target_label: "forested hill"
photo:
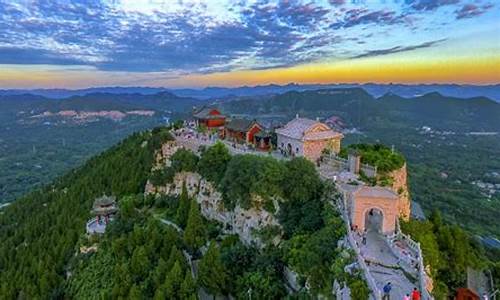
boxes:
[0,91,201,113]
[0,128,172,297]
[221,88,500,131]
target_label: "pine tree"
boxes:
[198,242,228,296]
[176,181,191,228]
[166,245,188,271]
[153,258,168,288]
[128,284,142,300]
[180,271,197,299]
[165,260,184,299]
[130,246,150,280]
[183,199,206,253]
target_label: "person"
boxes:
[483,293,489,300]
[403,294,411,300]
[382,282,392,300]
[411,287,421,300]
[362,234,367,245]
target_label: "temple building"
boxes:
[347,186,399,234]
[193,107,226,129]
[254,130,272,151]
[275,116,343,161]
[86,195,118,235]
[224,118,263,144]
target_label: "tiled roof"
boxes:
[93,195,116,207]
[275,117,342,141]
[352,186,398,200]
[193,107,225,119]
[226,118,259,132]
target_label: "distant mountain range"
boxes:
[0,91,201,115]
[1,83,500,102]
[220,88,500,132]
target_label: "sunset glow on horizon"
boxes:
[0,0,499,89]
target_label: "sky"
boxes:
[0,0,499,89]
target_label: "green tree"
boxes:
[180,271,197,299]
[176,181,191,228]
[152,258,169,288]
[171,148,199,173]
[165,260,184,299]
[349,277,370,300]
[130,246,151,280]
[166,245,187,272]
[236,271,285,299]
[128,284,143,300]
[184,199,206,253]
[198,242,229,296]
[198,142,231,186]
[282,157,323,202]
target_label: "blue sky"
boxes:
[0,0,498,88]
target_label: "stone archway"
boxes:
[350,186,399,235]
[364,207,384,233]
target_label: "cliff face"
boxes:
[388,163,411,221]
[145,141,280,246]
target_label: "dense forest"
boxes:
[0,125,498,298]
[0,128,366,298]
[0,127,171,297]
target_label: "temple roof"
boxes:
[193,107,225,119]
[226,118,260,132]
[276,117,342,141]
[352,186,398,200]
[93,195,116,207]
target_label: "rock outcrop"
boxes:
[146,141,280,246]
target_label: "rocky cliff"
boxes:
[145,141,281,246]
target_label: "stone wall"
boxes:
[388,164,411,221]
[277,134,303,157]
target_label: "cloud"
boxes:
[329,0,346,6]
[351,39,446,59]
[0,47,88,65]
[330,8,405,29]
[406,0,460,11]
[0,0,496,76]
[455,3,494,19]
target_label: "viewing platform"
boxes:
[86,195,118,235]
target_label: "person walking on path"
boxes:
[382,282,392,300]
[403,294,411,300]
[411,287,421,300]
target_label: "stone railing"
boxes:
[337,203,382,300]
[390,226,434,300]
[360,164,377,178]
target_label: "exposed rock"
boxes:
[146,168,281,246]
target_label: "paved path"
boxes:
[359,217,418,299]
[156,216,183,233]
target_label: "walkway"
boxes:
[155,215,183,233]
[360,229,418,299]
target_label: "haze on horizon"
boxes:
[0,0,499,89]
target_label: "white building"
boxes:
[275,116,343,161]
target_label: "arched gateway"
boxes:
[348,186,399,234]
